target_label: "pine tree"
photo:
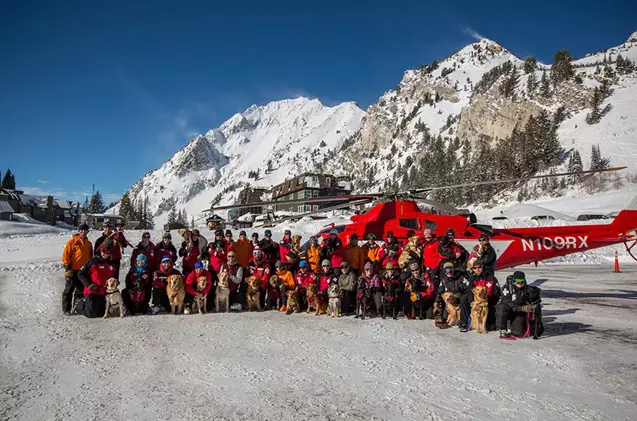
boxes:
[499,66,519,99]
[526,70,538,95]
[182,209,188,226]
[88,191,105,213]
[177,209,184,225]
[119,191,133,220]
[190,216,195,229]
[551,50,574,83]
[523,57,537,74]
[590,145,601,170]
[585,87,602,124]
[540,70,551,98]
[143,196,154,229]
[1,169,16,190]
[167,202,177,224]
[568,150,583,183]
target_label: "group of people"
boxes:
[61,222,543,339]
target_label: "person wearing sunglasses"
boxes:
[359,261,382,317]
[460,261,501,332]
[403,262,436,320]
[476,234,497,277]
[61,222,93,315]
[320,229,345,276]
[78,241,118,318]
[305,236,322,273]
[434,261,472,328]
[131,231,157,272]
[338,261,358,315]
[422,228,442,289]
[496,271,544,339]
[258,230,280,266]
[206,229,231,273]
[231,230,253,269]
[438,228,468,271]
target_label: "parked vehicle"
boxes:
[491,216,508,221]
[576,214,609,221]
[531,215,555,221]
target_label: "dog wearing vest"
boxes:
[104,278,125,318]
[166,274,186,314]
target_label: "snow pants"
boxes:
[150,286,171,312]
[341,289,356,314]
[84,294,106,318]
[121,288,150,315]
[404,298,435,319]
[62,271,84,313]
[461,293,498,329]
[371,291,382,313]
[495,301,542,336]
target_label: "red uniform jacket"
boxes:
[295,270,316,294]
[155,242,177,268]
[131,242,157,271]
[318,270,338,292]
[219,263,243,293]
[185,269,213,296]
[110,231,129,261]
[208,242,231,273]
[379,243,401,269]
[125,268,152,303]
[420,272,435,301]
[248,258,272,290]
[78,257,117,295]
[152,267,182,289]
[279,237,293,262]
[422,238,442,269]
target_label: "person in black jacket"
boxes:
[459,261,501,331]
[496,271,544,339]
[258,229,280,266]
[476,234,497,277]
[434,262,472,326]
[438,229,468,270]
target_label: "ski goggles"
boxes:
[513,278,526,285]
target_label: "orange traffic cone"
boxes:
[614,250,621,273]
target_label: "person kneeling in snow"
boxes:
[184,261,213,314]
[78,241,118,318]
[122,254,153,315]
[496,271,544,339]
[150,257,182,314]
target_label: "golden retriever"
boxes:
[166,274,186,314]
[306,283,327,315]
[194,276,208,314]
[467,244,488,272]
[215,271,230,313]
[104,278,125,318]
[285,290,300,315]
[470,286,489,334]
[246,276,262,311]
[441,292,461,326]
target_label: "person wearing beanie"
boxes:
[122,254,153,315]
[155,232,177,269]
[379,231,402,273]
[274,260,295,312]
[219,251,245,311]
[150,256,182,314]
[77,241,117,318]
[403,262,435,320]
[306,236,322,273]
[359,261,382,316]
[231,230,254,269]
[258,229,279,266]
[61,223,93,315]
[495,271,544,339]
[362,233,381,271]
[250,232,259,247]
[461,260,501,331]
[434,261,472,328]
[205,229,232,274]
[422,228,442,287]
[184,260,213,314]
[317,259,339,310]
[248,246,272,309]
[338,261,357,315]
[438,229,468,270]
[295,260,317,310]
[379,262,403,319]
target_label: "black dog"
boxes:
[382,279,401,320]
[355,277,370,320]
[122,279,149,316]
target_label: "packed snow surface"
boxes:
[1,224,637,420]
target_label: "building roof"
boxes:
[19,194,48,208]
[0,201,14,213]
[54,200,73,209]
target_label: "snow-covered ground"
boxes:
[1,226,636,420]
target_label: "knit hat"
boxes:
[409,262,419,271]
[329,229,338,235]
[284,229,291,235]
[194,261,203,269]
[364,262,373,271]
[385,263,394,270]
[78,223,89,231]
[443,262,455,270]
[322,259,332,267]
[299,260,308,268]
[512,270,526,281]
[239,230,247,236]
[162,232,172,240]
[136,254,147,263]
[161,256,171,264]
[275,260,283,268]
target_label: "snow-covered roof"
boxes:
[501,203,574,220]
[54,200,72,209]
[19,194,48,208]
[0,201,14,213]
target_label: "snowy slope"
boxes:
[118,98,364,225]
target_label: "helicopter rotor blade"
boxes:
[409,166,627,195]
[408,195,461,214]
[263,198,374,226]
[202,193,381,213]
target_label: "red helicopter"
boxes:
[205,167,637,270]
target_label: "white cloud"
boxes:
[37,180,50,184]
[19,186,68,197]
[463,27,484,41]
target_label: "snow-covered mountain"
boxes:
[115,31,637,224]
[118,98,364,224]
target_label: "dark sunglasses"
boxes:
[143,236,150,239]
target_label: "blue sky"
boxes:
[1,0,635,204]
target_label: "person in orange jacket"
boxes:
[344,233,366,275]
[363,233,381,270]
[231,230,254,269]
[305,236,322,274]
[61,222,93,315]
[274,260,296,312]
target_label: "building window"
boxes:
[297,191,304,199]
[312,190,319,198]
[424,220,437,231]
[298,205,304,213]
[325,177,331,187]
[312,205,319,211]
[304,190,311,199]
[399,218,419,230]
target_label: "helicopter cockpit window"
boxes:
[399,219,419,230]
[424,220,437,231]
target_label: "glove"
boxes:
[520,304,532,313]
[64,270,73,279]
[88,284,99,292]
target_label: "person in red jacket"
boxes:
[207,229,231,273]
[247,247,272,309]
[438,228,468,270]
[184,261,213,314]
[151,256,182,314]
[403,263,435,320]
[279,229,293,262]
[219,251,245,311]
[459,261,501,331]
[320,229,345,275]
[294,260,316,310]
[130,232,157,272]
[122,254,153,315]
[422,228,442,288]
[179,233,202,277]
[155,232,178,268]
[379,231,401,270]
[78,241,118,318]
